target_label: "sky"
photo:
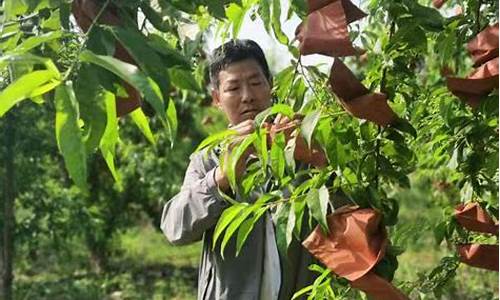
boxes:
[204,0,346,73]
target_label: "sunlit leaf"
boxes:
[0,70,56,117]
[129,108,156,145]
[306,185,329,233]
[236,206,267,256]
[300,109,321,148]
[55,82,88,192]
[100,91,122,188]
[213,203,247,249]
[79,50,168,128]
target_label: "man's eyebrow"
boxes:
[225,79,240,85]
[247,73,262,80]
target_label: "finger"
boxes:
[274,114,282,125]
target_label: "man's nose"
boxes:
[241,84,255,103]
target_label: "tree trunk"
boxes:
[85,156,109,273]
[1,111,16,300]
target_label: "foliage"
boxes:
[0,0,498,299]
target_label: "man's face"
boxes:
[212,59,272,125]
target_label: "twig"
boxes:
[283,56,301,104]
[62,0,112,81]
[298,59,323,103]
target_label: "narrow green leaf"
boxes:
[110,26,170,90]
[130,108,156,145]
[226,3,247,38]
[390,118,417,138]
[147,34,191,68]
[28,80,61,98]
[306,185,330,233]
[300,109,321,148]
[286,199,296,247]
[168,67,201,91]
[227,133,257,191]
[221,204,256,258]
[100,91,121,188]
[14,31,63,52]
[55,82,88,192]
[258,0,272,33]
[196,129,238,152]
[236,206,267,256]
[253,129,268,174]
[275,202,291,257]
[0,70,55,117]
[4,0,27,20]
[292,285,313,300]
[79,50,168,128]
[166,98,178,147]
[140,3,170,32]
[293,197,307,238]
[0,53,60,78]
[254,103,294,126]
[271,0,289,45]
[270,131,286,179]
[213,203,247,249]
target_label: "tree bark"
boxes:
[1,111,16,300]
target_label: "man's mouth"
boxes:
[241,108,259,115]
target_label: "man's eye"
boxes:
[227,86,239,91]
[250,81,261,86]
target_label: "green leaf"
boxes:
[4,0,27,20]
[100,91,122,188]
[253,129,268,174]
[213,203,247,249]
[226,3,247,38]
[0,70,56,117]
[54,82,88,192]
[286,199,296,247]
[80,50,170,128]
[293,196,307,238]
[275,202,291,257]
[166,98,178,146]
[147,34,191,68]
[168,67,200,91]
[227,133,257,191]
[270,132,286,179]
[196,129,238,152]
[14,31,63,53]
[271,0,289,45]
[390,118,417,138]
[258,0,272,32]
[140,3,170,32]
[109,26,170,94]
[129,108,156,145]
[236,206,267,256]
[300,109,321,148]
[28,80,61,98]
[292,285,313,300]
[306,186,330,233]
[0,54,59,78]
[221,204,256,258]
[254,103,294,127]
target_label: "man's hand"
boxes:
[271,114,328,168]
[215,120,256,192]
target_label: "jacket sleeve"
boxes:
[160,151,228,245]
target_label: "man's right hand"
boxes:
[214,120,257,192]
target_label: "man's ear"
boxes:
[211,88,221,108]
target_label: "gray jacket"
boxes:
[160,149,316,300]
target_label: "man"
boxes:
[160,39,326,300]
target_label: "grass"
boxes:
[117,224,202,269]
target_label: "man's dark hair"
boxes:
[209,39,272,89]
